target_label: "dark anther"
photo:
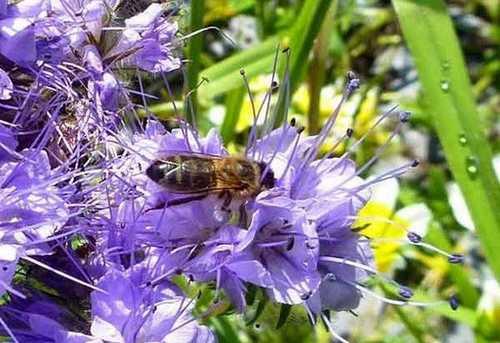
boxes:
[348,310,359,317]
[2,266,8,271]
[346,71,357,81]
[411,159,420,167]
[399,111,411,123]
[271,81,279,89]
[239,69,245,75]
[398,286,413,299]
[290,118,296,127]
[346,128,354,137]
[300,291,313,300]
[201,76,210,83]
[347,79,360,92]
[282,47,290,53]
[449,294,459,311]
[407,232,422,243]
[152,305,158,312]
[448,254,464,264]
[145,281,152,287]
[306,241,316,249]
[297,126,305,134]
[326,273,336,282]
[175,268,183,274]
[286,237,295,251]
[255,323,261,329]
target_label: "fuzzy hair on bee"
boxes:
[146,154,275,207]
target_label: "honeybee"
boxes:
[146,154,275,208]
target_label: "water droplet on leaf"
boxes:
[466,156,479,177]
[458,134,467,146]
[440,80,450,92]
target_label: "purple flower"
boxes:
[0,67,13,100]
[89,268,215,342]
[0,16,36,65]
[107,3,180,73]
[0,124,17,161]
[88,95,375,317]
[0,149,70,296]
[0,291,97,342]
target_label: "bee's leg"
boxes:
[166,194,208,207]
[220,191,233,212]
[238,204,248,227]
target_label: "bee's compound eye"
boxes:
[146,163,165,182]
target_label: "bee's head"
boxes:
[257,162,276,190]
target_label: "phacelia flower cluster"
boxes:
[0,1,464,341]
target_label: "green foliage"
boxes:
[392,0,500,283]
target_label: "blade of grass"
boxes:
[209,316,242,343]
[392,0,500,282]
[198,36,280,102]
[273,0,333,126]
[308,1,337,134]
[186,0,205,124]
[275,304,292,329]
[221,86,246,144]
[199,0,332,108]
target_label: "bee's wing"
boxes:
[157,150,226,161]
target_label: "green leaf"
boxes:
[425,300,478,328]
[221,86,245,144]
[392,0,500,282]
[308,1,337,134]
[210,316,242,343]
[245,292,268,326]
[275,304,292,329]
[277,0,334,95]
[273,0,334,125]
[199,0,333,110]
[186,0,205,124]
[198,36,280,102]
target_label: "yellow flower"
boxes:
[355,177,432,273]
[357,201,407,272]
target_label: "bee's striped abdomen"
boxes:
[146,155,217,193]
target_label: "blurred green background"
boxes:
[142,1,499,342]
